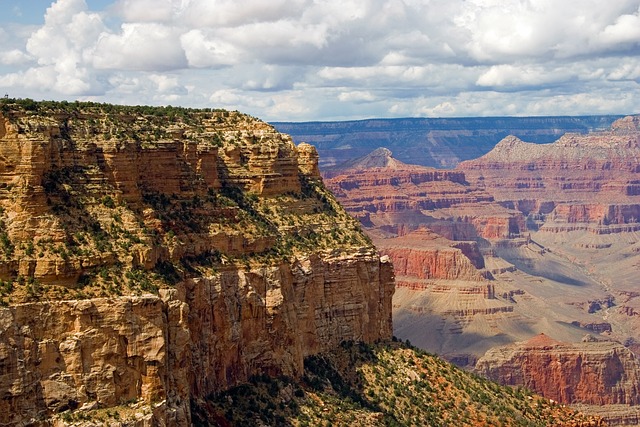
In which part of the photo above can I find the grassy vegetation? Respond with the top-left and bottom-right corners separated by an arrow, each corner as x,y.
194,340 -> 601,426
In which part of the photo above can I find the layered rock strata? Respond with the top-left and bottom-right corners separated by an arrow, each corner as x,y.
0,101 -> 394,426
459,117 -> 640,233
476,334 -> 640,425
324,116 -> 640,425
324,149 -> 519,363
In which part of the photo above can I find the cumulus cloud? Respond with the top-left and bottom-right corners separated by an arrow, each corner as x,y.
93,23 -> 187,70
180,29 -> 245,68
0,49 -> 32,66
598,6 -> 640,47
2,0 -> 640,120
111,0 -> 175,23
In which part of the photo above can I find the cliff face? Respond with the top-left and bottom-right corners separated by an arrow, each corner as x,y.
459,123 -> 640,231
3,253 -> 392,426
324,149 -> 519,364
323,151 -> 519,241
0,101 -> 393,426
476,334 -> 640,406
381,229 -> 486,281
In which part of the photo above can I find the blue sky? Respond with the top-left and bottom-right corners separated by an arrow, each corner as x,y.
1,0 -> 640,121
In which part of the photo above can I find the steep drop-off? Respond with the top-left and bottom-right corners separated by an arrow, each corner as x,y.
476,334 -> 640,426
0,100 -> 393,426
201,341 -> 605,426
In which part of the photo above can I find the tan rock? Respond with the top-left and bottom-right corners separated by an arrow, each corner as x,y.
476,334 -> 640,406
0,103 -> 393,425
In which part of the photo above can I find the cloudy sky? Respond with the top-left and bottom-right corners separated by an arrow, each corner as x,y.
1,0 -> 640,121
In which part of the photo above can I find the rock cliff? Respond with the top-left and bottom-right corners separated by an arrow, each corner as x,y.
459,118 -> 640,232
476,334 -> 640,405
476,334 -> 640,425
0,100 -> 393,426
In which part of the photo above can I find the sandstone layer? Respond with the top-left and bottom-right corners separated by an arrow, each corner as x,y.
476,334 -> 640,425
0,100 -> 394,426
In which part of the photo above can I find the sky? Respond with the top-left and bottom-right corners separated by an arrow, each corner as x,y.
1,0 -> 640,122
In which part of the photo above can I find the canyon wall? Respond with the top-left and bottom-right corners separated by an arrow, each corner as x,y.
0,101 -> 393,426
476,334 -> 640,405
323,115 -> 640,425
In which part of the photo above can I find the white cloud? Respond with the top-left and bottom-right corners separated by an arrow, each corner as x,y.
608,60 -> 640,81
93,23 -> 187,71
338,90 -> 376,103
0,49 -> 31,66
178,0 -> 305,28
209,88 -> 275,112
149,74 -> 181,93
476,64 -> 571,89
598,7 -> 640,47
15,0 -> 105,95
112,0 -> 175,22
180,29 -> 244,68
2,0 -> 640,120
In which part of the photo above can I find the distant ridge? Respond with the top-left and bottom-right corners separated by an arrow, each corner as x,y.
322,146 -> 432,178
273,115 -> 623,169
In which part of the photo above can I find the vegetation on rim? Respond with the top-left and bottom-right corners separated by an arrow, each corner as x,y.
0,99 -> 370,305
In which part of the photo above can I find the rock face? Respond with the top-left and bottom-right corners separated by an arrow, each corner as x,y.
324,149 -> 518,361
476,334 -> 640,425
382,228 -> 486,281
459,121 -> 640,232
0,101 -> 393,426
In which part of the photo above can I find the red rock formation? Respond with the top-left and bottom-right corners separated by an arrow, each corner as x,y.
459,117 -> 640,232
324,149 -> 524,241
476,334 -> 640,406
380,228 -> 487,282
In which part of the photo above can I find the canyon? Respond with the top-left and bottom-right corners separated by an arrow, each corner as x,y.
0,99 -> 610,426
323,115 -> 640,425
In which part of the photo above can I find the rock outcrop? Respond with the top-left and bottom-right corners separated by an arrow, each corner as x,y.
0,100 -> 394,426
381,228 -> 486,281
476,334 -> 640,425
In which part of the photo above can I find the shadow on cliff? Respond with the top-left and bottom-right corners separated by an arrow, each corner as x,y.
496,248 -> 591,287
191,340 -> 396,426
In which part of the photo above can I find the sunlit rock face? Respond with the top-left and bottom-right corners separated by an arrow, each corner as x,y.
0,101 -> 393,426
